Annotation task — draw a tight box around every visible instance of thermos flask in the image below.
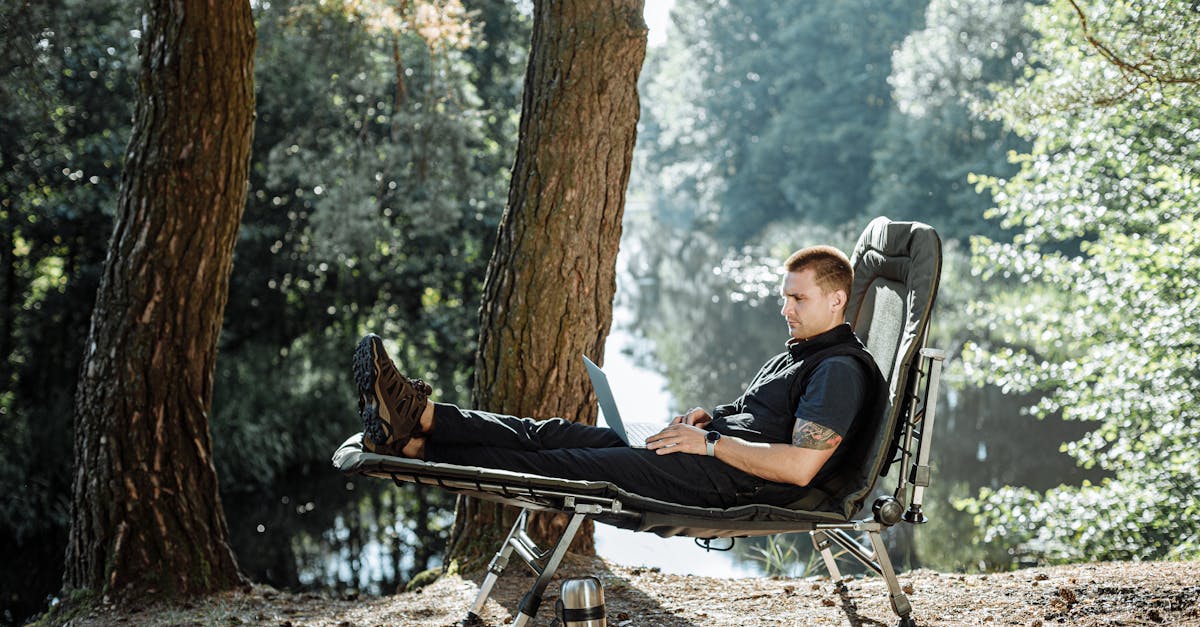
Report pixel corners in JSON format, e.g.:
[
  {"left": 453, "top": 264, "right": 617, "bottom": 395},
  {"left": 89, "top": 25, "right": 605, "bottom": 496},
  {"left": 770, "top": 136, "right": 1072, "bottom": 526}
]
[{"left": 555, "top": 576, "right": 606, "bottom": 626}]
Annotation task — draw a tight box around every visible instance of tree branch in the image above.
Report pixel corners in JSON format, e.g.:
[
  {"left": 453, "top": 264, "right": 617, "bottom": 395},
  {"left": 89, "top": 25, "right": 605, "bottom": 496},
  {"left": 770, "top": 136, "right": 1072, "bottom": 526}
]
[{"left": 1067, "top": 0, "right": 1200, "bottom": 87}]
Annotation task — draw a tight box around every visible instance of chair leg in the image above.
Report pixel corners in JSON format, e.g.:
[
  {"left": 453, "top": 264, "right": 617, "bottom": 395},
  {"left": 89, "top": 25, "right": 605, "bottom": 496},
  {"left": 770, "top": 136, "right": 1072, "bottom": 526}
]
[
  {"left": 809, "top": 531, "right": 843, "bottom": 584},
  {"left": 866, "top": 530, "right": 913, "bottom": 625},
  {"left": 819, "top": 527, "right": 916, "bottom": 625},
  {"left": 467, "top": 510, "right": 528, "bottom": 621},
  {"left": 511, "top": 511, "right": 588, "bottom": 626}
]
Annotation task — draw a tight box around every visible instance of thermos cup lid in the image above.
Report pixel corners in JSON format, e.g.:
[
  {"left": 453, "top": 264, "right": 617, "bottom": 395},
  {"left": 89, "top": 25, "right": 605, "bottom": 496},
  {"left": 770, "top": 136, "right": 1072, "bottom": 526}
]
[{"left": 557, "top": 576, "right": 606, "bottom": 626}]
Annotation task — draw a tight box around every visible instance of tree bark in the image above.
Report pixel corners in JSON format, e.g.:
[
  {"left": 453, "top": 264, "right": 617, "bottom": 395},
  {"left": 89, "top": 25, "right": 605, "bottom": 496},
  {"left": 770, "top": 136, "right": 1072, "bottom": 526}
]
[
  {"left": 448, "top": 0, "right": 646, "bottom": 568},
  {"left": 64, "top": 0, "right": 255, "bottom": 600}
]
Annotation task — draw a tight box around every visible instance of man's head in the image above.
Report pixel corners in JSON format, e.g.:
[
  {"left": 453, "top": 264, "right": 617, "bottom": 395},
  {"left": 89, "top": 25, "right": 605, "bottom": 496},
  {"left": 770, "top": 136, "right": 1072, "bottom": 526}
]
[{"left": 779, "top": 246, "right": 852, "bottom": 341}]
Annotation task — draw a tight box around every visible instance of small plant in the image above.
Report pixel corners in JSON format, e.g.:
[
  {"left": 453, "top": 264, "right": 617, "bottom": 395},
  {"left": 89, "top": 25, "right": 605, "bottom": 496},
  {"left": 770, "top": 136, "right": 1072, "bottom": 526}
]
[{"left": 746, "top": 535, "right": 827, "bottom": 578}]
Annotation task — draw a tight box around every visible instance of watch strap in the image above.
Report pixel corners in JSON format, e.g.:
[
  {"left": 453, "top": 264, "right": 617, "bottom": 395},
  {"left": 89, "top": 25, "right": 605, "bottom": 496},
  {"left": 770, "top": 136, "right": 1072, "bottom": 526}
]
[{"left": 705, "top": 432, "right": 719, "bottom": 457}]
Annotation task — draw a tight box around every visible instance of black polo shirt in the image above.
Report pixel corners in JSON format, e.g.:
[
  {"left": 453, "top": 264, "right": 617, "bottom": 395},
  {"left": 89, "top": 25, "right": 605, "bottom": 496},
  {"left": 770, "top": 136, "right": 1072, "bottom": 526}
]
[{"left": 708, "top": 323, "right": 879, "bottom": 486}]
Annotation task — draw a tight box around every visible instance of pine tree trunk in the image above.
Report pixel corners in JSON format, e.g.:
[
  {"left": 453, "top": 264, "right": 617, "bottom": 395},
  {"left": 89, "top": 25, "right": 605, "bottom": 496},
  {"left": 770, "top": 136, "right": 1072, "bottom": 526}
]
[
  {"left": 448, "top": 0, "right": 646, "bottom": 569},
  {"left": 64, "top": 0, "right": 255, "bottom": 600}
]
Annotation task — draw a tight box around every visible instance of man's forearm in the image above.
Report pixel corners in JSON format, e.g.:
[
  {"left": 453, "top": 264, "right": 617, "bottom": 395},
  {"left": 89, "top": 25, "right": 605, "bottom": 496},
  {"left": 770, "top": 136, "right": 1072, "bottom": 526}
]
[
  {"left": 646, "top": 422, "right": 838, "bottom": 487},
  {"left": 711, "top": 436, "right": 825, "bottom": 486}
]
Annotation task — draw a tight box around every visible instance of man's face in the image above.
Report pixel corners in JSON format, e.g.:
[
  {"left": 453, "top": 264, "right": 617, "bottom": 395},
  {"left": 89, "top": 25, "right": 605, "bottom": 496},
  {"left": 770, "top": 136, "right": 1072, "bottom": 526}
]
[{"left": 779, "top": 268, "right": 845, "bottom": 341}]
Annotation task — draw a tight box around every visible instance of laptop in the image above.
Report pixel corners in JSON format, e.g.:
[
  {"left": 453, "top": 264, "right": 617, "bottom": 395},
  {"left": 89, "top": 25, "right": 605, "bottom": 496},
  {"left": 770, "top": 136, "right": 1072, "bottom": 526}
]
[{"left": 582, "top": 355, "right": 665, "bottom": 448}]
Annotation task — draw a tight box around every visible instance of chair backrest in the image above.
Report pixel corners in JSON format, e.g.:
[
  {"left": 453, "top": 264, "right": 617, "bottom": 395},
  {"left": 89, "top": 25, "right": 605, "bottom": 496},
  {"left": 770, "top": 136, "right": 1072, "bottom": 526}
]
[
  {"left": 847, "top": 218, "right": 942, "bottom": 400},
  {"left": 831, "top": 217, "right": 942, "bottom": 517}
]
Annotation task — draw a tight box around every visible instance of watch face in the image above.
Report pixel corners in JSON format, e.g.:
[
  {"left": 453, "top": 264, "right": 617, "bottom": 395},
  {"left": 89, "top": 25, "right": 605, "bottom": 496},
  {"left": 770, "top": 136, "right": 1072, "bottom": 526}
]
[{"left": 706, "top": 430, "right": 720, "bottom": 443}]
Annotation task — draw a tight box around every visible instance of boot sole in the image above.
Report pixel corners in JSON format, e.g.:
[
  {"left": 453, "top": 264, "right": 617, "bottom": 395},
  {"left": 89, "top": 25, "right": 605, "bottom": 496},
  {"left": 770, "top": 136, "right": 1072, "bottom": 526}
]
[{"left": 354, "top": 334, "right": 387, "bottom": 446}]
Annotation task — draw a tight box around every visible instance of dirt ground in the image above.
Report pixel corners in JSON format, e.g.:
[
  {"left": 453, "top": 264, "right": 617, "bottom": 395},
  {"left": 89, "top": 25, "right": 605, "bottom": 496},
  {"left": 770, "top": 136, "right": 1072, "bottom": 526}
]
[{"left": 54, "top": 557, "right": 1200, "bottom": 626}]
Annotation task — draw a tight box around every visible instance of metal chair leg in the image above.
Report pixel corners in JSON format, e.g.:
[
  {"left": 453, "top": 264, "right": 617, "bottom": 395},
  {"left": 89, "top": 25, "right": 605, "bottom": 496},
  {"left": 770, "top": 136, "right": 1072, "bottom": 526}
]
[
  {"left": 463, "top": 502, "right": 599, "bottom": 626},
  {"left": 817, "top": 525, "right": 916, "bottom": 625},
  {"left": 810, "top": 530, "right": 843, "bottom": 583},
  {"left": 867, "top": 530, "right": 913, "bottom": 623},
  {"left": 468, "top": 509, "right": 528, "bottom": 621},
  {"left": 512, "top": 511, "right": 589, "bottom": 626}
]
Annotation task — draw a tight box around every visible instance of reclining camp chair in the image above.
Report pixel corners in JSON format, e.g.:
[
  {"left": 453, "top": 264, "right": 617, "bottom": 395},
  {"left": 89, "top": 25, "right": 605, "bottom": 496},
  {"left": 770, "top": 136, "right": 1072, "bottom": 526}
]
[{"left": 333, "top": 217, "right": 945, "bottom": 627}]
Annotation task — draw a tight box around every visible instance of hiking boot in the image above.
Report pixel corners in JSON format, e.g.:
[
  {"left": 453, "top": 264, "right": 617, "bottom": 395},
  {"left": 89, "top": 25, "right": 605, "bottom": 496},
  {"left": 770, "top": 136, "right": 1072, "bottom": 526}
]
[{"left": 353, "top": 333, "right": 433, "bottom": 455}]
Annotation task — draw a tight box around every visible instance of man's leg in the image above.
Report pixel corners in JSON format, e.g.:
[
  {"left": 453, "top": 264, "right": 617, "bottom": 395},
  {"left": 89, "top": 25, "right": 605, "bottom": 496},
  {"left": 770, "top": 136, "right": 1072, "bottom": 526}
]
[
  {"left": 354, "top": 333, "right": 625, "bottom": 454},
  {"left": 423, "top": 442, "right": 761, "bottom": 508},
  {"left": 424, "top": 402, "right": 625, "bottom": 450}
]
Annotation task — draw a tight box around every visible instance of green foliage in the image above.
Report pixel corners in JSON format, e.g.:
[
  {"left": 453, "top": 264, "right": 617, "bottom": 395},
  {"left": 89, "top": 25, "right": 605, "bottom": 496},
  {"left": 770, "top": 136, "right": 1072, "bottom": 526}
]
[
  {"left": 0, "top": 0, "right": 135, "bottom": 543},
  {"left": 212, "top": 0, "right": 526, "bottom": 489},
  {"left": 870, "top": 0, "right": 1030, "bottom": 240},
  {"left": 637, "top": 0, "right": 1028, "bottom": 244},
  {"left": 2, "top": 0, "right": 527, "bottom": 618},
  {"left": 911, "top": 239, "right": 1108, "bottom": 571},
  {"left": 918, "top": 481, "right": 1013, "bottom": 571},
  {"left": 962, "top": 0, "right": 1200, "bottom": 564},
  {"left": 639, "top": 0, "right": 926, "bottom": 244}
]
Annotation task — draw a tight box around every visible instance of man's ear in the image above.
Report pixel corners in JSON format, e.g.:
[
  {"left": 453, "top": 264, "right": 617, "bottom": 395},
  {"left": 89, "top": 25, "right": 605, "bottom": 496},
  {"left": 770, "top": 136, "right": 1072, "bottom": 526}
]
[{"left": 830, "top": 289, "right": 847, "bottom": 312}]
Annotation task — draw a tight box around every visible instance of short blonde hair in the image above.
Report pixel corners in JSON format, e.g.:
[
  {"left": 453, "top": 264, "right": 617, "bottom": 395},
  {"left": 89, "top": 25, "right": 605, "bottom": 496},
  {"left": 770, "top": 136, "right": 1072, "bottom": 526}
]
[{"left": 784, "top": 245, "right": 852, "bottom": 297}]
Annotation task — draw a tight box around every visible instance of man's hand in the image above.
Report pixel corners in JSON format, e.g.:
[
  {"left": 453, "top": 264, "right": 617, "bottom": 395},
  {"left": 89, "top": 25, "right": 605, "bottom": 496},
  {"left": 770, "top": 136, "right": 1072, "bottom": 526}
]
[
  {"left": 670, "top": 406, "right": 712, "bottom": 428},
  {"left": 645, "top": 423, "right": 709, "bottom": 456}
]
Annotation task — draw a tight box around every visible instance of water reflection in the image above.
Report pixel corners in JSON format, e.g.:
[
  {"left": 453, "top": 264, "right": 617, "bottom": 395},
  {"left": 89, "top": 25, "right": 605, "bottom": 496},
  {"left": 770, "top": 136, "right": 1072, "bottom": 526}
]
[{"left": 224, "top": 471, "right": 454, "bottom": 596}]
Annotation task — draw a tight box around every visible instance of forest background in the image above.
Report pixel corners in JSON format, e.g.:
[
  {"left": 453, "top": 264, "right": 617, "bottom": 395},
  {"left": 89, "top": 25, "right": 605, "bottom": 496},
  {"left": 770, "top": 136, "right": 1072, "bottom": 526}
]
[{"left": 2, "top": 0, "right": 1197, "bottom": 624}]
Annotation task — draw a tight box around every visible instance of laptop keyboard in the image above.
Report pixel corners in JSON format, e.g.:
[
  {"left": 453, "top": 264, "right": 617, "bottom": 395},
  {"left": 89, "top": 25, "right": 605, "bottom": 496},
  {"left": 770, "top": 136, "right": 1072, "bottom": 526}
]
[{"left": 624, "top": 421, "right": 663, "bottom": 447}]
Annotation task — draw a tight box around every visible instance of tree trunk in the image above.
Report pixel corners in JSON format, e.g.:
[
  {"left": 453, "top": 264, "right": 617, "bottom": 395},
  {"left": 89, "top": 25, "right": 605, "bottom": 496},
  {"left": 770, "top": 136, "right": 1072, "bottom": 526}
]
[
  {"left": 448, "top": 0, "right": 646, "bottom": 569},
  {"left": 64, "top": 0, "right": 255, "bottom": 601}
]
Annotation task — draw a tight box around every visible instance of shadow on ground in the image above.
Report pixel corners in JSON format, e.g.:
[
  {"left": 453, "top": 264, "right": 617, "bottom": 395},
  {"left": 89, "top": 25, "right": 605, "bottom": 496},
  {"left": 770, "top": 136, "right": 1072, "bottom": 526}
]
[{"left": 461, "top": 554, "right": 699, "bottom": 627}]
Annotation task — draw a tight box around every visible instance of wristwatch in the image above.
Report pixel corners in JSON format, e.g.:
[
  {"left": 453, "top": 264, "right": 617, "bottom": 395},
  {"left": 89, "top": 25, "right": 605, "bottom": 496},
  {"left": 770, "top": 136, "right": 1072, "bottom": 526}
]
[{"left": 705, "top": 430, "right": 722, "bottom": 457}]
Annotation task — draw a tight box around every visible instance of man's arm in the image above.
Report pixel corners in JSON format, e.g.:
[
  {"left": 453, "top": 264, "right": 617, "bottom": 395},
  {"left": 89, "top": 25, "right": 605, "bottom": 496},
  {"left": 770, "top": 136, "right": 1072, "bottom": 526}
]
[
  {"left": 645, "top": 418, "right": 841, "bottom": 486},
  {"left": 648, "top": 356, "right": 867, "bottom": 486}
]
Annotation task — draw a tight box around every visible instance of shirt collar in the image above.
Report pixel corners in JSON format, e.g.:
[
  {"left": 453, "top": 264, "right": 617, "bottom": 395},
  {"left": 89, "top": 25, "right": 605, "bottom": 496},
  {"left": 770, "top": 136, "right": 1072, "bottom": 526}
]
[{"left": 786, "top": 323, "right": 856, "bottom": 360}]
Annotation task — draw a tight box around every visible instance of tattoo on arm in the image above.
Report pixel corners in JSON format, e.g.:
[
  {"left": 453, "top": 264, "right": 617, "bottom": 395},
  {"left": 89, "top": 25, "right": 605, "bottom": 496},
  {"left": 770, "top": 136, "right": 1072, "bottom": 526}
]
[{"left": 792, "top": 420, "right": 843, "bottom": 451}]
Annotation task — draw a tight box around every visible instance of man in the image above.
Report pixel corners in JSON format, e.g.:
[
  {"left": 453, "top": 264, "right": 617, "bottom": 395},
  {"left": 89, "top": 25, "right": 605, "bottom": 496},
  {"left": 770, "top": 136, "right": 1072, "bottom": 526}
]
[{"left": 353, "top": 246, "right": 886, "bottom": 509}]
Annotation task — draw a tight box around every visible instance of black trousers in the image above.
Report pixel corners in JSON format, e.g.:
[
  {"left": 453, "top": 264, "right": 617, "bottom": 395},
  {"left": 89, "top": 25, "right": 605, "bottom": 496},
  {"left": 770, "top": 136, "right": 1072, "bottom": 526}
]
[{"left": 423, "top": 403, "right": 808, "bottom": 508}]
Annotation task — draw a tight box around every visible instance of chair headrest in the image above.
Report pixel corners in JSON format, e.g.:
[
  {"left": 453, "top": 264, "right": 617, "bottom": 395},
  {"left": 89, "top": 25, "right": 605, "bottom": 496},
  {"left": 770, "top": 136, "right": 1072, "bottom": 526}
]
[{"left": 846, "top": 217, "right": 942, "bottom": 391}]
